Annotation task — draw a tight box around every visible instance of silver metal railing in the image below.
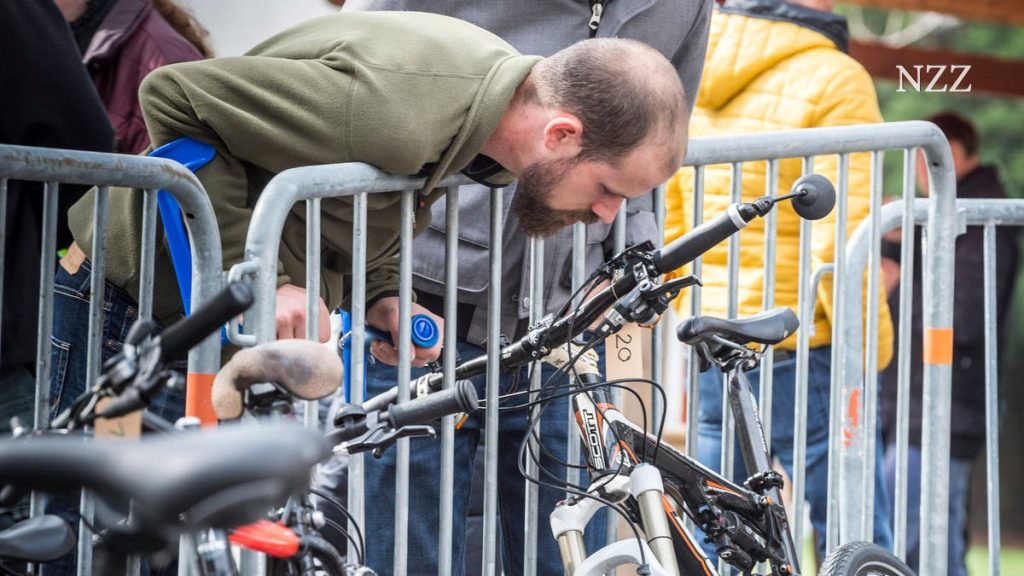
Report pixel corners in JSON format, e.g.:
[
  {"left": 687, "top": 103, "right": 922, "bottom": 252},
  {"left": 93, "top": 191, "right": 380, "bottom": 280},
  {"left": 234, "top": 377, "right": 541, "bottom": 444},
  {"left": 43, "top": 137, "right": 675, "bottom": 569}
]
[
  {"left": 846, "top": 198, "right": 1023, "bottom": 576},
  {"left": 0, "top": 144, "right": 224, "bottom": 576},
  {"left": 228, "top": 121, "right": 961, "bottom": 575}
]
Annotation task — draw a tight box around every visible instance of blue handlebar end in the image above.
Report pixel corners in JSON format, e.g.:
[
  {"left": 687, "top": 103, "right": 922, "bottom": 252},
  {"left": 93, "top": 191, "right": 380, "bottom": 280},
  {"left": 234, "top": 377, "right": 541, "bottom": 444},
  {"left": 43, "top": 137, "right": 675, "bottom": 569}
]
[{"left": 363, "top": 314, "right": 439, "bottom": 348}]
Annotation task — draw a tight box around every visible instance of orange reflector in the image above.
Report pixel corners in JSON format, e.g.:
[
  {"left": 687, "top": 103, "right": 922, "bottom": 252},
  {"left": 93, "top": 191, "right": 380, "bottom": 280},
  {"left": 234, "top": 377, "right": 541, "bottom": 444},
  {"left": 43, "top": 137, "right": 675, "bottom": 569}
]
[
  {"left": 923, "top": 328, "right": 953, "bottom": 365},
  {"left": 229, "top": 520, "right": 299, "bottom": 558},
  {"left": 186, "top": 372, "right": 217, "bottom": 427}
]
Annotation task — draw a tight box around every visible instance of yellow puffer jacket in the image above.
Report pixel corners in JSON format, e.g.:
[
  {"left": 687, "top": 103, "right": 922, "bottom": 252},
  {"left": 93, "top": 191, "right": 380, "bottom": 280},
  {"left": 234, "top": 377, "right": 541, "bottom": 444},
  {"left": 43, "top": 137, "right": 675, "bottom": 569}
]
[{"left": 665, "top": 7, "right": 893, "bottom": 369}]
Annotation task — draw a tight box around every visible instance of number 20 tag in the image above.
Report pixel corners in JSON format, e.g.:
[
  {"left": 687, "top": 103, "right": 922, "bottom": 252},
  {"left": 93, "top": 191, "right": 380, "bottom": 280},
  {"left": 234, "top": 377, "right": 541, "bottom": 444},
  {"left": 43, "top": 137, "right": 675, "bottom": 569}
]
[{"left": 605, "top": 322, "right": 649, "bottom": 382}]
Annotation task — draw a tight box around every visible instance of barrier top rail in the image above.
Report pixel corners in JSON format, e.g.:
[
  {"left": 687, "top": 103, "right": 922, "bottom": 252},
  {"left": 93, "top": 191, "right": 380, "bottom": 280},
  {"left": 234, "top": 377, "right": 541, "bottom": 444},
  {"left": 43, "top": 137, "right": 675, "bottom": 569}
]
[
  {"left": 232, "top": 163, "right": 474, "bottom": 345},
  {"left": 0, "top": 143, "right": 225, "bottom": 406},
  {"left": 681, "top": 120, "right": 948, "bottom": 166}
]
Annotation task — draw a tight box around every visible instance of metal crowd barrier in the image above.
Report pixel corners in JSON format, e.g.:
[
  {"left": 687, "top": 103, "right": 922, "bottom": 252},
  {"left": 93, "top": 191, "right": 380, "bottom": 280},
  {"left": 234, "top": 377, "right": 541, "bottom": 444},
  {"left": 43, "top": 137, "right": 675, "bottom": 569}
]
[
  {"left": 0, "top": 144, "right": 224, "bottom": 576},
  {"left": 675, "top": 121, "right": 957, "bottom": 574},
  {"left": 846, "top": 197, "right": 1023, "bottom": 575},
  {"left": 230, "top": 121, "right": 959, "bottom": 575},
  {"left": 229, "top": 161, "right": 650, "bottom": 576}
]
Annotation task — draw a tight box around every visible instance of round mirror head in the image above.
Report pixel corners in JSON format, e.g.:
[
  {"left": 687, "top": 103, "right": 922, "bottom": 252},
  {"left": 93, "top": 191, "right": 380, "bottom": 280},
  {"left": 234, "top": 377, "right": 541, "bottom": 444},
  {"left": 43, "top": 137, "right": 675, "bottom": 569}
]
[{"left": 790, "top": 174, "right": 836, "bottom": 221}]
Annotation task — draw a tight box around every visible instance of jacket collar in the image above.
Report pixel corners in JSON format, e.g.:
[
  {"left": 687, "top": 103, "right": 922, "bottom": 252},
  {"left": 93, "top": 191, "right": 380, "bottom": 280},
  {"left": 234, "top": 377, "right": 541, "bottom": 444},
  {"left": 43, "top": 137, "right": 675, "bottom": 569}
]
[
  {"left": 720, "top": 0, "right": 850, "bottom": 53},
  {"left": 82, "top": 0, "right": 151, "bottom": 66}
]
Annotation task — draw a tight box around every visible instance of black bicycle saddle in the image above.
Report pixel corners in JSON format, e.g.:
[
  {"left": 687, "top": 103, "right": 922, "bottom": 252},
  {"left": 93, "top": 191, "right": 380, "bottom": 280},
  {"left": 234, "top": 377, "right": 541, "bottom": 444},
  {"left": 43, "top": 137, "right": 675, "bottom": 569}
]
[
  {"left": 676, "top": 308, "right": 799, "bottom": 347},
  {"left": 0, "top": 424, "right": 328, "bottom": 533},
  {"left": 0, "top": 515, "right": 75, "bottom": 562}
]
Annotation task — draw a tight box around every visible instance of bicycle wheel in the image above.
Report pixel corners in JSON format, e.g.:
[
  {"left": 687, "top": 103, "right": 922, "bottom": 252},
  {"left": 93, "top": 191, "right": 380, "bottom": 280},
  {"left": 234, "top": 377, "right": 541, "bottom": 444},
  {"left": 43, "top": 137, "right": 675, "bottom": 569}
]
[{"left": 820, "top": 542, "right": 915, "bottom": 576}]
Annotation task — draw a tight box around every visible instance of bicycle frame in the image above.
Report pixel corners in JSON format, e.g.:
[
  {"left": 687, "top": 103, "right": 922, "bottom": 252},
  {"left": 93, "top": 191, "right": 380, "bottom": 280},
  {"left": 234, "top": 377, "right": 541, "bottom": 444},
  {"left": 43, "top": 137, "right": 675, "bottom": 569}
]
[{"left": 554, "top": 352, "right": 802, "bottom": 576}]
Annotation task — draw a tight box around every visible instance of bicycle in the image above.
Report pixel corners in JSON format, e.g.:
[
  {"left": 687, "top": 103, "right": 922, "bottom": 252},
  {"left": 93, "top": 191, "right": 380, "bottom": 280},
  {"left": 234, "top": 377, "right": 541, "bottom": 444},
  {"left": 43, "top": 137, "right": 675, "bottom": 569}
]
[{"left": 357, "top": 174, "right": 914, "bottom": 576}]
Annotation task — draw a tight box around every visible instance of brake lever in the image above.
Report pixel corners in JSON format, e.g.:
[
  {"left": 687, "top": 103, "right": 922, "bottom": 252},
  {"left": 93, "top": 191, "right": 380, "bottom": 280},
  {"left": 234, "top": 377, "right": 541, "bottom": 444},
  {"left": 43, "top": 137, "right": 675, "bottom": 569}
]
[{"left": 339, "top": 423, "right": 436, "bottom": 458}]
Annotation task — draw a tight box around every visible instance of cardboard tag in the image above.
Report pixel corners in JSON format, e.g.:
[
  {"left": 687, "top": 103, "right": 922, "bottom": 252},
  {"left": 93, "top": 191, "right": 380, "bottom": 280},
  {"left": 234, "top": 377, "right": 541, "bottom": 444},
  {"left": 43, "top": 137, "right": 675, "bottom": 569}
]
[
  {"left": 93, "top": 397, "right": 142, "bottom": 439},
  {"left": 605, "top": 322, "right": 650, "bottom": 382},
  {"left": 605, "top": 322, "right": 653, "bottom": 439}
]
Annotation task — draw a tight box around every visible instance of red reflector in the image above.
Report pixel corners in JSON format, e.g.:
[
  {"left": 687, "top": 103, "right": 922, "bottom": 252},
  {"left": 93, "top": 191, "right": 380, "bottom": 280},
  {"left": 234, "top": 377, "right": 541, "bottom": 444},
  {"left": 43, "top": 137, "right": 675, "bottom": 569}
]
[{"left": 229, "top": 520, "right": 300, "bottom": 558}]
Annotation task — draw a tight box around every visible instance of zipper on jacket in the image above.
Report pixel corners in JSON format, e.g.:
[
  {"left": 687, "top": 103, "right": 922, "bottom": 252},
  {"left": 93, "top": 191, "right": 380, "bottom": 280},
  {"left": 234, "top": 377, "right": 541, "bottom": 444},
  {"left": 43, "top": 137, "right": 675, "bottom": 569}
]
[{"left": 588, "top": 0, "right": 604, "bottom": 37}]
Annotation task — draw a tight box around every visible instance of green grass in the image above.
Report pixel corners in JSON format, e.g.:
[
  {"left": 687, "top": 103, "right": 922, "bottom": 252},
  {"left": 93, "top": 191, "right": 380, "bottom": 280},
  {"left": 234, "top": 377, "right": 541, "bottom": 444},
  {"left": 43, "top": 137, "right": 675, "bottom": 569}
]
[{"left": 967, "top": 545, "right": 1024, "bottom": 575}]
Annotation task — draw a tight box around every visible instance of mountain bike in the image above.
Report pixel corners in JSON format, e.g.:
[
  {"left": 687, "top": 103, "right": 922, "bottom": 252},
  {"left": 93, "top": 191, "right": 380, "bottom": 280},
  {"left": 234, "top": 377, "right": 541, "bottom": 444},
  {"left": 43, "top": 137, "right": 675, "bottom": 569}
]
[{"left": 359, "top": 174, "right": 914, "bottom": 576}]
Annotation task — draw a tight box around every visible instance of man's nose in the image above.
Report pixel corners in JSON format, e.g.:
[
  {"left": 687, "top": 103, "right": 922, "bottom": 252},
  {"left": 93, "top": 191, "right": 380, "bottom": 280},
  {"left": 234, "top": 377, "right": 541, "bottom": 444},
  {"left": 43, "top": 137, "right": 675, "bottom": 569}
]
[{"left": 591, "top": 196, "right": 623, "bottom": 224}]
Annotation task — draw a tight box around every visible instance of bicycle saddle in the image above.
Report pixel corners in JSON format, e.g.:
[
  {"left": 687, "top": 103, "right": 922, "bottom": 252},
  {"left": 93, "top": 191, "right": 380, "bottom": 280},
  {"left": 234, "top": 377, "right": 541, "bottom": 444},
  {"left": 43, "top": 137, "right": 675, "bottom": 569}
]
[
  {"left": 213, "top": 339, "right": 343, "bottom": 420},
  {"left": 0, "top": 424, "right": 327, "bottom": 533},
  {"left": 676, "top": 308, "right": 799, "bottom": 347},
  {"left": 0, "top": 515, "right": 75, "bottom": 562}
]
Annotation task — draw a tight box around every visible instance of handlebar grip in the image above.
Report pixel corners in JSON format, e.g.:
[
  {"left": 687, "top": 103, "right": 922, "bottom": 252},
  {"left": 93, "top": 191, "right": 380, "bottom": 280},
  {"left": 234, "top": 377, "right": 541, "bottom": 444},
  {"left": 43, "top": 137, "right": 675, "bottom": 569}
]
[
  {"left": 159, "top": 282, "right": 254, "bottom": 360},
  {"left": 652, "top": 207, "right": 752, "bottom": 274},
  {"left": 386, "top": 379, "right": 478, "bottom": 429},
  {"left": 364, "top": 314, "right": 440, "bottom": 348}
]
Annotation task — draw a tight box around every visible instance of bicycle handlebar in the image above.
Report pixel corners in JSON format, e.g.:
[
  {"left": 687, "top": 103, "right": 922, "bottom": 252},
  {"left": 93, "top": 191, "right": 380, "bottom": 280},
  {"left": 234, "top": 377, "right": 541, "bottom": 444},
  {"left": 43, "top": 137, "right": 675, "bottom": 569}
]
[
  {"left": 160, "top": 281, "right": 253, "bottom": 361},
  {"left": 387, "top": 379, "right": 477, "bottom": 430},
  {"left": 361, "top": 174, "right": 835, "bottom": 413}
]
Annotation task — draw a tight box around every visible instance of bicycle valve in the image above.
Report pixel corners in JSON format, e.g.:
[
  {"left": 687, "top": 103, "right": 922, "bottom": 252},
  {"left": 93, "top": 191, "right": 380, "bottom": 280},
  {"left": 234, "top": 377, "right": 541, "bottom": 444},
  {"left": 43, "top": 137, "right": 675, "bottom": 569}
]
[{"left": 630, "top": 464, "right": 682, "bottom": 576}]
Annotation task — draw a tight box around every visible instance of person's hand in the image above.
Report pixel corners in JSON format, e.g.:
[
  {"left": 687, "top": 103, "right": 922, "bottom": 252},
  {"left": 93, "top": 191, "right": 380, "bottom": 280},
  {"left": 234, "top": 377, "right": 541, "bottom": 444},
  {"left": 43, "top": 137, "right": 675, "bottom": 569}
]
[
  {"left": 366, "top": 297, "right": 444, "bottom": 367},
  {"left": 275, "top": 284, "right": 331, "bottom": 342}
]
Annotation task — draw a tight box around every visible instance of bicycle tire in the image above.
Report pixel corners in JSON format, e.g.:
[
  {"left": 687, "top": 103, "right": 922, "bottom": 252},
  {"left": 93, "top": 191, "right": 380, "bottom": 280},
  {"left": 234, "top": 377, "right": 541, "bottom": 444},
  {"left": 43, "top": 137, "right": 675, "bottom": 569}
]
[{"left": 820, "top": 542, "right": 915, "bottom": 576}]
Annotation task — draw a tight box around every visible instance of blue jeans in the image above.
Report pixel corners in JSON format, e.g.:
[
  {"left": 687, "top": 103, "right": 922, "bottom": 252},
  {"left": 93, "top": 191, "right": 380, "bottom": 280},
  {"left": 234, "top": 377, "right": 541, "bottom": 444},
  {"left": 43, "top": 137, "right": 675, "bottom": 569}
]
[
  {"left": 43, "top": 259, "right": 185, "bottom": 575},
  {"left": 883, "top": 443, "right": 971, "bottom": 576},
  {"left": 696, "top": 346, "right": 893, "bottom": 561},
  {"left": 0, "top": 365, "right": 35, "bottom": 533},
  {"left": 359, "top": 339, "right": 607, "bottom": 576}
]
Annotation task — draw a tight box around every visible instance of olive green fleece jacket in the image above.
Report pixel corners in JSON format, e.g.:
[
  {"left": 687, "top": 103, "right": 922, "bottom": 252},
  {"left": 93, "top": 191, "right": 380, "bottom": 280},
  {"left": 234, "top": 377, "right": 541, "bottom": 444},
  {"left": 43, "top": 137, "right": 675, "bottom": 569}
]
[{"left": 68, "top": 12, "right": 540, "bottom": 324}]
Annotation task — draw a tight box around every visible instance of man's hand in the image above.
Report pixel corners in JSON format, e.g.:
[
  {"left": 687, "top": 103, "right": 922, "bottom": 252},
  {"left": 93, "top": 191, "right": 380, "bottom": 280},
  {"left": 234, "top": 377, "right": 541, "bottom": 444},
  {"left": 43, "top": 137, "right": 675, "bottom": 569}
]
[
  {"left": 366, "top": 296, "right": 444, "bottom": 368},
  {"left": 275, "top": 284, "right": 331, "bottom": 342}
]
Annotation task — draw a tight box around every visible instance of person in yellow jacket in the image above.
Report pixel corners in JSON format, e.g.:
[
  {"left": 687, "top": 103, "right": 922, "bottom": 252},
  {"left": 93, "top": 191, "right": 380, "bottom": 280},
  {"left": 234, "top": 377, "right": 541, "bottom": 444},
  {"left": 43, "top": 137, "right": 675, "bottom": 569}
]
[{"left": 664, "top": 0, "right": 894, "bottom": 559}]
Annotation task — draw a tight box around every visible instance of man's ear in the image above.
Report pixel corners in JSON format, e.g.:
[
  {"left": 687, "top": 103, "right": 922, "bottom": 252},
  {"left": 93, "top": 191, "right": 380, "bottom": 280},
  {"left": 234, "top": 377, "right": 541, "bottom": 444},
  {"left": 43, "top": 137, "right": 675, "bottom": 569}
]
[{"left": 542, "top": 113, "right": 583, "bottom": 158}]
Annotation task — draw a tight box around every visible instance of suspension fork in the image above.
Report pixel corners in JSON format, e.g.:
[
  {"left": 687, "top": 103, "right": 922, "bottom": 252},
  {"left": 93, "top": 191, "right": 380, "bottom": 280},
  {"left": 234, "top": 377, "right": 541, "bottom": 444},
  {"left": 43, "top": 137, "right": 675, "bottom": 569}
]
[{"left": 727, "top": 366, "right": 802, "bottom": 574}]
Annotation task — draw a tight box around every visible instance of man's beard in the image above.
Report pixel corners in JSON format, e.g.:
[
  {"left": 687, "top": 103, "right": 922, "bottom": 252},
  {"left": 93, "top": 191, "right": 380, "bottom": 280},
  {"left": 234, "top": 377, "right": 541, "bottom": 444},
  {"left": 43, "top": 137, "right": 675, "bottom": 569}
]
[{"left": 511, "top": 157, "right": 599, "bottom": 238}]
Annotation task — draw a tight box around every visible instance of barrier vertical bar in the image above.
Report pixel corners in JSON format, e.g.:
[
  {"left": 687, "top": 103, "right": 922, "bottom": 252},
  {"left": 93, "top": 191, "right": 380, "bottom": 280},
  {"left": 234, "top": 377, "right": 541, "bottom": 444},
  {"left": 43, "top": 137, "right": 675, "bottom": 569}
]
[
  {"left": 893, "top": 149, "right": 916, "bottom": 561},
  {"left": 983, "top": 223, "right": 1001, "bottom": 576},
  {"left": 721, "top": 162, "right": 742, "bottom": 575},
  {"left": 523, "top": 235, "right": 543, "bottom": 576},
  {"left": 304, "top": 198, "right": 321, "bottom": 430},
  {"left": 393, "top": 189, "right": 415, "bottom": 575},
  {"left": 567, "top": 222, "right": 586, "bottom": 491},
  {"left": 828, "top": 154, "right": 851, "bottom": 550},
  {"left": 138, "top": 189, "right": 157, "bottom": 321},
  {"left": 482, "top": 187, "right": 504, "bottom": 576},
  {"left": 723, "top": 162, "right": 742, "bottom": 477},
  {"left": 686, "top": 167, "right": 704, "bottom": 461},
  {"left": 31, "top": 181, "right": 57, "bottom": 502},
  {"left": 602, "top": 203, "right": 627, "bottom": 553},
  {"left": 90, "top": 187, "right": 112, "bottom": 575},
  {"left": 683, "top": 167, "right": 704, "bottom": 536},
  {"left": 87, "top": 188, "right": 109, "bottom": 393},
  {"left": 792, "top": 156, "right": 814, "bottom": 552},
  {"left": 349, "top": 192, "right": 367, "bottom": 564},
  {"left": 918, "top": 134, "right": 957, "bottom": 576},
  {"left": 759, "top": 160, "right": 779, "bottom": 442},
  {"left": 861, "top": 151, "right": 883, "bottom": 541},
  {"left": 652, "top": 184, "right": 666, "bottom": 422},
  {"left": 440, "top": 188, "right": 458, "bottom": 576}
]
